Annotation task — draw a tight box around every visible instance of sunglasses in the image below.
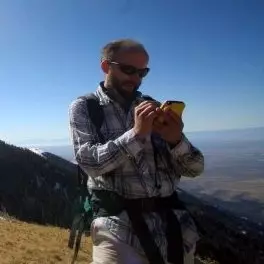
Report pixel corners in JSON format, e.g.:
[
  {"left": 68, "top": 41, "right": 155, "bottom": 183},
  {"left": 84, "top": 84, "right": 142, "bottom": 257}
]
[{"left": 108, "top": 61, "right": 150, "bottom": 78}]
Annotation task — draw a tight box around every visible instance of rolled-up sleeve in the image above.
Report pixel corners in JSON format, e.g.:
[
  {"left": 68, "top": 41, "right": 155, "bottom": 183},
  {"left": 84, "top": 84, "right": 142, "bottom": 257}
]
[{"left": 69, "top": 98, "right": 144, "bottom": 178}]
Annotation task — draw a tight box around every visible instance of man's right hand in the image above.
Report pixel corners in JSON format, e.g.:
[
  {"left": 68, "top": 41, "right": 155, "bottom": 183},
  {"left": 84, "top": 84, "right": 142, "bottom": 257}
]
[{"left": 133, "top": 101, "right": 161, "bottom": 138}]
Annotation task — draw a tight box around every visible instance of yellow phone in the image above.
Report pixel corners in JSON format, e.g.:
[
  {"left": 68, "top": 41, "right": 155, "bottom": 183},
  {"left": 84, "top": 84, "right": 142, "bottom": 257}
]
[
  {"left": 160, "top": 100, "right": 185, "bottom": 117},
  {"left": 157, "top": 100, "right": 185, "bottom": 123}
]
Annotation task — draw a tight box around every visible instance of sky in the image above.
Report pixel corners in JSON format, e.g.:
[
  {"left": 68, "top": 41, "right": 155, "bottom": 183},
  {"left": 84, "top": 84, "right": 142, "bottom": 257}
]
[{"left": 0, "top": 0, "right": 263, "bottom": 146}]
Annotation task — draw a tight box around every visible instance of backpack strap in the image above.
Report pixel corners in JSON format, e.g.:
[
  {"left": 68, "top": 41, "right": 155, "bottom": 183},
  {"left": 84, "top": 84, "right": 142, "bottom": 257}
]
[
  {"left": 78, "top": 93, "right": 104, "bottom": 141},
  {"left": 76, "top": 93, "right": 105, "bottom": 195},
  {"left": 75, "top": 93, "right": 105, "bottom": 196},
  {"left": 141, "top": 94, "right": 155, "bottom": 101},
  {"left": 141, "top": 94, "right": 161, "bottom": 106},
  {"left": 69, "top": 93, "right": 105, "bottom": 263}
]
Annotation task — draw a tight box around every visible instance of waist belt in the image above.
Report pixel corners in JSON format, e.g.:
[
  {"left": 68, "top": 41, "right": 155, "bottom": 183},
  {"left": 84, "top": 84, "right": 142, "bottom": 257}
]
[{"left": 91, "top": 190, "right": 186, "bottom": 264}]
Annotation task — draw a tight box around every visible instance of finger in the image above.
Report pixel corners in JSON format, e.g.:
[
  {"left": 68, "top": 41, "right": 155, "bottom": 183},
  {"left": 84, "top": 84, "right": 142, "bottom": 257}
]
[
  {"left": 155, "top": 107, "right": 163, "bottom": 115},
  {"left": 137, "top": 100, "right": 150, "bottom": 107},
  {"left": 138, "top": 104, "right": 157, "bottom": 117},
  {"left": 153, "top": 119, "right": 164, "bottom": 130},
  {"left": 142, "top": 101, "right": 160, "bottom": 109},
  {"left": 153, "top": 123, "right": 166, "bottom": 135},
  {"left": 153, "top": 123, "right": 163, "bottom": 133},
  {"left": 139, "top": 105, "right": 157, "bottom": 118},
  {"left": 166, "top": 110, "right": 184, "bottom": 130},
  {"left": 146, "top": 110, "right": 158, "bottom": 121},
  {"left": 166, "top": 109, "right": 182, "bottom": 123},
  {"left": 162, "top": 111, "right": 173, "bottom": 124},
  {"left": 135, "top": 101, "right": 151, "bottom": 114},
  {"left": 162, "top": 111, "right": 180, "bottom": 126},
  {"left": 135, "top": 104, "right": 151, "bottom": 117},
  {"left": 136, "top": 102, "right": 155, "bottom": 115},
  {"left": 137, "top": 100, "right": 158, "bottom": 110}
]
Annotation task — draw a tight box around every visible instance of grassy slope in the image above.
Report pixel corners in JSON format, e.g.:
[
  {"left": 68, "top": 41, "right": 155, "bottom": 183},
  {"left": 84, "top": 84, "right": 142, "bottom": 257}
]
[
  {"left": 0, "top": 217, "right": 217, "bottom": 264},
  {"left": 0, "top": 217, "right": 91, "bottom": 264}
]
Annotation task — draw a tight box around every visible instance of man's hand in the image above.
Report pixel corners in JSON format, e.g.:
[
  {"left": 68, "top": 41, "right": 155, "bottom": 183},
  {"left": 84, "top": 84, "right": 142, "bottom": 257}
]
[
  {"left": 133, "top": 101, "right": 160, "bottom": 138},
  {"left": 153, "top": 108, "right": 184, "bottom": 145}
]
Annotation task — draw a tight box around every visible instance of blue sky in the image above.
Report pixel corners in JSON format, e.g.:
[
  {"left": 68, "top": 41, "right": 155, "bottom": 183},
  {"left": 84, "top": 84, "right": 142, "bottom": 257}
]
[{"left": 0, "top": 0, "right": 263, "bottom": 145}]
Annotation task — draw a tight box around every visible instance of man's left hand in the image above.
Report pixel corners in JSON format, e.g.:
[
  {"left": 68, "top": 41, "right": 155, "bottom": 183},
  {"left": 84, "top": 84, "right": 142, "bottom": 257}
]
[{"left": 153, "top": 108, "right": 184, "bottom": 145}]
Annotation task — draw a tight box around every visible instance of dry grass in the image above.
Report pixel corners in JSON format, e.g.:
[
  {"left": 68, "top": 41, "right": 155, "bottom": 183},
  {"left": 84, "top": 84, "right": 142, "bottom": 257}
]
[
  {"left": 0, "top": 216, "right": 217, "bottom": 264},
  {"left": 0, "top": 217, "right": 92, "bottom": 264}
]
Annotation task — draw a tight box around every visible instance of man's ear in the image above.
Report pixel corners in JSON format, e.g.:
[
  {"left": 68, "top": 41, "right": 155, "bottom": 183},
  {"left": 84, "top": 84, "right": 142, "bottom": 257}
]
[{"left": 101, "top": 60, "right": 109, "bottom": 74}]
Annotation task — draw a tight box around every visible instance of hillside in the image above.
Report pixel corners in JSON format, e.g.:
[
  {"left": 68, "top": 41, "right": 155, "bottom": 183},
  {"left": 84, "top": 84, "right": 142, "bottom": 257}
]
[
  {"left": 0, "top": 140, "right": 78, "bottom": 228},
  {"left": 0, "top": 215, "right": 218, "bottom": 264},
  {"left": 0, "top": 215, "right": 92, "bottom": 264},
  {"left": 178, "top": 189, "right": 264, "bottom": 264},
  {"left": 0, "top": 139, "right": 263, "bottom": 263}
]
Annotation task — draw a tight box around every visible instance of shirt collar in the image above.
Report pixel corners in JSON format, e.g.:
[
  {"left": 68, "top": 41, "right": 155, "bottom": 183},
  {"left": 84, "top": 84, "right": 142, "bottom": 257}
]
[{"left": 96, "top": 81, "right": 145, "bottom": 106}]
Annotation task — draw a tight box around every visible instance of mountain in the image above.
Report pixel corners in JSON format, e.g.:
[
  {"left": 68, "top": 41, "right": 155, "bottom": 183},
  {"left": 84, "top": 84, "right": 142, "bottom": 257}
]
[
  {"left": 28, "top": 147, "right": 47, "bottom": 158},
  {"left": 0, "top": 140, "right": 78, "bottom": 227},
  {"left": 178, "top": 188, "right": 264, "bottom": 264},
  {"left": 30, "top": 126, "right": 264, "bottom": 159},
  {"left": 34, "top": 127, "right": 264, "bottom": 223},
  {"left": 28, "top": 147, "right": 77, "bottom": 175},
  {"left": 179, "top": 136, "right": 264, "bottom": 224},
  {"left": 1, "top": 136, "right": 263, "bottom": 263},
  {"left": 185, "top": 127, "right": 264, "bottom": 142},
  {"left": 36, "top": 145, "right": 74, "bottom": 161}
]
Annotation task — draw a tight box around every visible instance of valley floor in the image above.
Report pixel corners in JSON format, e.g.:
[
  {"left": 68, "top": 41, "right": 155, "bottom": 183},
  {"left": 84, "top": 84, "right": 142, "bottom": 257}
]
[{"left": 0, "top": 216, "right": 216, "bottom": 264}]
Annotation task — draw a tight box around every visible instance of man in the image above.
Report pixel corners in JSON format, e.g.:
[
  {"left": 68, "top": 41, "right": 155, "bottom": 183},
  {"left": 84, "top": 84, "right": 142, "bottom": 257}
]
[{"left": 69, "top": 39, "right": 204, "bottom": 264}]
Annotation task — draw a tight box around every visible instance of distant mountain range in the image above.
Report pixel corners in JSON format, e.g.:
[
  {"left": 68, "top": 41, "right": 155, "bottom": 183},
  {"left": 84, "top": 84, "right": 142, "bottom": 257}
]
[
  {"left": 19, "top": 126, "right": 264, "bottom": 160},
  {"left": 185, "top": 127, "right": 264, "bottom": 142},
  {"left": 21, "top": 127, "right": 264, "bottom": 223},
  {"left": 0, "top": 138, "right": 263, "bottom": 263}
]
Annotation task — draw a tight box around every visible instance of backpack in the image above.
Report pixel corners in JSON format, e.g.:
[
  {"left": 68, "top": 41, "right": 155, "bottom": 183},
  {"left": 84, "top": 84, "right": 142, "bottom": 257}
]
[
  {"left": 68, "top": 93, "right": 153, "bottom": 263},
  {"left": 68, "top": 93, "right": 103, "bottom": 263}
]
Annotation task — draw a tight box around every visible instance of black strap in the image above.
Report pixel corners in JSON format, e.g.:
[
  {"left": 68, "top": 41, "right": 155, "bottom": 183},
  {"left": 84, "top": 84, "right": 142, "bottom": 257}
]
[
  {"left": 141, "top": 94, "right": 155, "bottom": 101},
  {"left": 75, "top": 93, "right": 104, "bottom": 196},
  {"left": 126, "top": 206, "right": 166, "bottom": 264},
  {"left": 79, "top": 93, "right": 104, "bottom": 141},
  {"left": 69, "top": 94, "right": 105, "bottom": 262},
  {"left": 125, "top": 192, "right": 185, "bottom": 264},
  {"left": 77, "top": 166, "right": 88, "bottom": 198},
  {"left": 76, "top": 93, "right": 105, "bottom": 195},
  {"left": 80, "top": 92, "right": 153, "bottom": 139},
  {"left": 164, "top": 210, "right": 184, "bottom": 263}
]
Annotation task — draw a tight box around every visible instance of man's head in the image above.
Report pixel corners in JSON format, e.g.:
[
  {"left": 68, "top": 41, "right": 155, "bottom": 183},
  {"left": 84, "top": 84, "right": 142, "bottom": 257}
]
[{"left": 100, "top": 39, "right": 150, "bottom": 99}]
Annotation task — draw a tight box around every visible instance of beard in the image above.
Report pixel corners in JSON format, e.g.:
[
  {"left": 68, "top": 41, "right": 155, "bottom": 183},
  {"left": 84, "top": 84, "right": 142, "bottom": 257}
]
[{"left": 107, "top": 75, "right": 141, "bottom": 100}]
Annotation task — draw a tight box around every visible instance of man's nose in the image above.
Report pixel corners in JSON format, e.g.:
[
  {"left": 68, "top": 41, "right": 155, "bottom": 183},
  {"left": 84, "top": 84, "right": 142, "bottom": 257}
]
[{"left": 129, "top": 73, "right": 141, "bottom": 82}]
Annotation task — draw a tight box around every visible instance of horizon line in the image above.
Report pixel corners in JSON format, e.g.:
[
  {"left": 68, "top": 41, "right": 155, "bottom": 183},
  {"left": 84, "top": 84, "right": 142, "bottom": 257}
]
[{"left": 2, "top": 125, "right": 264, "bottom": 147}]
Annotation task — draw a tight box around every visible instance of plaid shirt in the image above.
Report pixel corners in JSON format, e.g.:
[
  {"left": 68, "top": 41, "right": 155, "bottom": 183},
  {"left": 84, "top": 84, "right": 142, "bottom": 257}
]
[{"left": 69, "top": 84, "right": 204, "bottom": 260}]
